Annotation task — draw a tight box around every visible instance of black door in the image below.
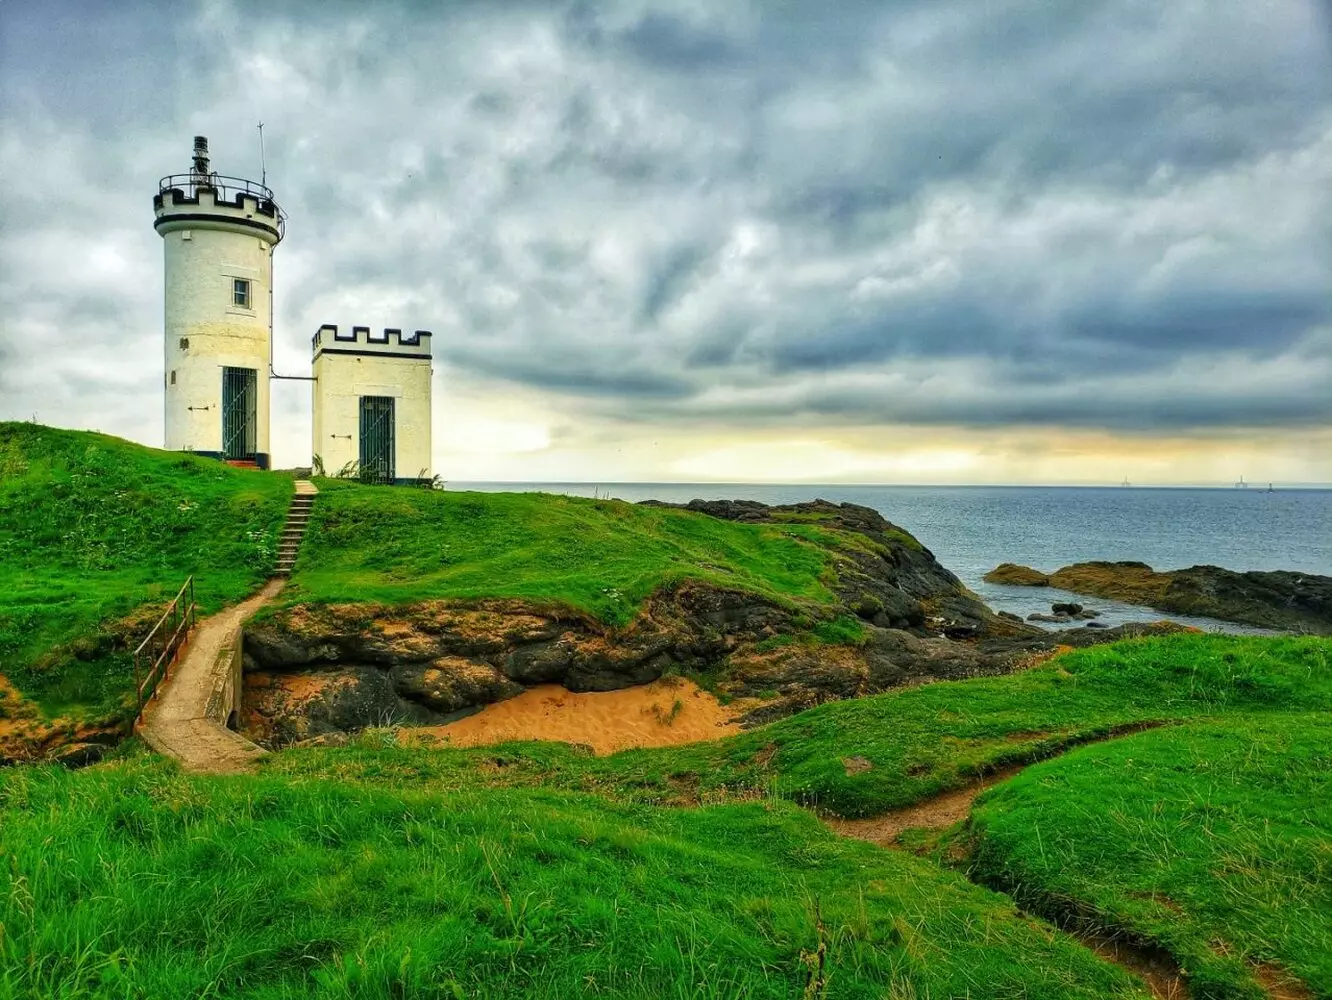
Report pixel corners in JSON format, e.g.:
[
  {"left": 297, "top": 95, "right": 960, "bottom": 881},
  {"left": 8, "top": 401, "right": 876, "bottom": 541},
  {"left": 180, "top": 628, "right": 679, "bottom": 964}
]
[
  {"left": 359, "top": 396, "right": 395, "bottom": 483},
  {"left": 221, "top": 367, "right": 258, "bottom": 459}
]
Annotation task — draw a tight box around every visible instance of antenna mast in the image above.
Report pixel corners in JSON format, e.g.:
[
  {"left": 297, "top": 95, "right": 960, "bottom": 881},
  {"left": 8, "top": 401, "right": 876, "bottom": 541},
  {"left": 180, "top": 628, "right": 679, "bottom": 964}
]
[{"left": 257, "top": 122, "right": 267, "bottom": 187}]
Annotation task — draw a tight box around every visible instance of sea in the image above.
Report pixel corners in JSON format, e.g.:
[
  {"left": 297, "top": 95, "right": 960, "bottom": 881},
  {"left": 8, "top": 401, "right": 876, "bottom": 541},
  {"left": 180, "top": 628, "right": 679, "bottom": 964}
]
[{"left": 451, "top": 483, "right": 1332, "bottom": 635}]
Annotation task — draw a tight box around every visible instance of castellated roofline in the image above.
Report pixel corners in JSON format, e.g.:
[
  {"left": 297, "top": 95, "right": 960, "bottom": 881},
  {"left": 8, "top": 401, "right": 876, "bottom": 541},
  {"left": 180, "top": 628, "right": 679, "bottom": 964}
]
[
  {"left": 153, "top": 183, "right": 285, "bottom": 243},
  {"left": 311, "top": 324, "right": 434, "bottom": 361},
  {"left": 153, "top": 185, "right": 281, "bottom": 219}
]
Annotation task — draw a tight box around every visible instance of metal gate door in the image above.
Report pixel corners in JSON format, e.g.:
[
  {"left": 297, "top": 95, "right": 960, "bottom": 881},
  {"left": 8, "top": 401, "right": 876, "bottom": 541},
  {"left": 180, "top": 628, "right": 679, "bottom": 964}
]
[
  {"left": 359, "top": 396, "right": 395, "bottom": 483},
  {"left": 221, "top": 367, "right": 258, "bottom": 459}
]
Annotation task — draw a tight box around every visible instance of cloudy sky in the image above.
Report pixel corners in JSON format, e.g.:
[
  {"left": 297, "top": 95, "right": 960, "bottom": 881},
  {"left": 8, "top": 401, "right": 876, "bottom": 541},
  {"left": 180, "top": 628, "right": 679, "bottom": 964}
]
[{"left": 2, "top": 0, "right": 1330, "bottom": 484}]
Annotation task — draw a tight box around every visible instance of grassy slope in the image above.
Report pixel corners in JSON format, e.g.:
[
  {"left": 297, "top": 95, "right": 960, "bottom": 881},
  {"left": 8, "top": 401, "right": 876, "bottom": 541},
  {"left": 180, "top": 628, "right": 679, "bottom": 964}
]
[
  {"left": 266, "top": 634, "right": 1332, "bottom": 817},
  {"left": 0, "top": 761, "right": 1147, "bottom": 1000},
  {"left": 0, "top": 423, "right": 291, "bottom": 719},
  {"left": 285, "top": 479, "right": 843, "bottom": 624},
  {"left": 969, "top": 714, "right": 1332, "bottom": 999},
  {"left": 0, "top": 636, "right": 1328, "bottom": 997},
  {"left": 255, "top": 634, "right": 1331, "bottom": 999}
]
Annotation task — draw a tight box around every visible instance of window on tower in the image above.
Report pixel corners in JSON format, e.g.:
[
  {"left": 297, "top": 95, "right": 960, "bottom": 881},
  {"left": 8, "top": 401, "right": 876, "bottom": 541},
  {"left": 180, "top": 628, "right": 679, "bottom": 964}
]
[{"left": 233, "top": 278, "right": 252, "bottom": 309}]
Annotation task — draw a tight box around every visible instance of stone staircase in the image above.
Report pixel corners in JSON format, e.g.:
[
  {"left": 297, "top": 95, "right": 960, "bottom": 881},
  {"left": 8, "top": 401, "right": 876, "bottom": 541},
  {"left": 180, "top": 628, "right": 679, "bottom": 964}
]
[{"left": 275, "top": 480, "right": 318, "bottom": 577}]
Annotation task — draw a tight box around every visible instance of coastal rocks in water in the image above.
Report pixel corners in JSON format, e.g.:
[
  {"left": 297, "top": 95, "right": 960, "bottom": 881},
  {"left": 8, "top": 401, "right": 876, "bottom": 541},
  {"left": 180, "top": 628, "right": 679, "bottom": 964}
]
[
  {"left": 986, "top": 560, "right": 1332, "bottom": 635},
  {"left": 1051, "top": 602, "right": 1083, "bottom": 616},
  {"left": 1027, "top": 613, "right": 1068, "bottom": 624},
  {"left": 984, "top": 563, "right": 1053, "bottom": 586}
]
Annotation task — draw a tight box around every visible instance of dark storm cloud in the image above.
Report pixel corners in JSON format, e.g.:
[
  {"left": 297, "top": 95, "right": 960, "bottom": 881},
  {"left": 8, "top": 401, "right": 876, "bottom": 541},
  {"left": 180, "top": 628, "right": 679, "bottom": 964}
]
[{"left": 1, "top": 0, "right": 1330, "bottom": 448}]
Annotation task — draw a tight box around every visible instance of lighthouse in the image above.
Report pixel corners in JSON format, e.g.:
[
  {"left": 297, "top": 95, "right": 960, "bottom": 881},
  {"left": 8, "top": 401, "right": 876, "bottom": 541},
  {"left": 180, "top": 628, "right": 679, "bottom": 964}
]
[{"left": 153, "top": 136, "right": 284, "bottom": 467}]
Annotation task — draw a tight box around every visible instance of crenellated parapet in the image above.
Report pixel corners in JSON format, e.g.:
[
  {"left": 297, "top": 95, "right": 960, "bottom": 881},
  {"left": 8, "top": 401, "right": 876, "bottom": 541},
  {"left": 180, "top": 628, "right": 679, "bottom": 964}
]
[
  {"left": 154, "top": 179, "right": 285, "bottom": 243},
  {"left": 311, "top": 325, "right": 433, "bottom": 361}
]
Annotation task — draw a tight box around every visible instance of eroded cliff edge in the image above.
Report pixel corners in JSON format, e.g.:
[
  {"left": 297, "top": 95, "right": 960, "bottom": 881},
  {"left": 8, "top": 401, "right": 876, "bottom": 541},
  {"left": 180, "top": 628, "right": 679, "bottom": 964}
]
[{"left": 243, "top": 500, "right": 1183, "bottom": 746}]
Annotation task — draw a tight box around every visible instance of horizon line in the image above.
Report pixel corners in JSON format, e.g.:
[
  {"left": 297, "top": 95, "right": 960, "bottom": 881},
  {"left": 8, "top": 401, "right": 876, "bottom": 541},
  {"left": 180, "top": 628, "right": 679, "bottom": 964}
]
[{"left": 447, "top": 480, "right": 1332, "bottom": 490}]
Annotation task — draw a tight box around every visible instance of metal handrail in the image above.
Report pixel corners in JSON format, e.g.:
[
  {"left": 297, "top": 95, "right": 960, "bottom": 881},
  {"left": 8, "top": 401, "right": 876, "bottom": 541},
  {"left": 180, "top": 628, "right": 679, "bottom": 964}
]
[
  {"left": 132, "top": 576, "right": 197, "bottom": 724},
  {"left": 158, "top": 172, "right": 277, "bottom": 202}
]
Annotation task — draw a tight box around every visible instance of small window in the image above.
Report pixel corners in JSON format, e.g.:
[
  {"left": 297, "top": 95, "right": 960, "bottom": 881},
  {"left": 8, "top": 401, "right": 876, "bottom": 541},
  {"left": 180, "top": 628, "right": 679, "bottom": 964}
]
[
  {"left": 170, "top": 370, "right": 176, "bottom": 385},
  {"left": 233, "top": 278, "right": 251, "bottom": 308}
]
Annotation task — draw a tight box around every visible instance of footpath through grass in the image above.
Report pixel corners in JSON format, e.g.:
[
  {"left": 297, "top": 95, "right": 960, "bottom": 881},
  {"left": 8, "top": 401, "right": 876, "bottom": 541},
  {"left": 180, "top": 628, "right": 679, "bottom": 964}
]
[
  {"left": 2, "top": 634, "right": 1329, "bottom": 998},
  {"left": 0, "top": 757, "right": 1149, "bottom": 1000},
  {"left": 265, "top": 634, "right": 1332, "bottom": 818},
  {"left": 257, "top": 634, "right": 1332, "bottom": 998},
  {"left": 284, "top": 480, "right": 841, "bottom": 624},
  {"left": 0, "top": 423, "right": 291, "bottom": 720},
  {"left": 969, "top": 713, "right": 1332, "bottom": 999}
]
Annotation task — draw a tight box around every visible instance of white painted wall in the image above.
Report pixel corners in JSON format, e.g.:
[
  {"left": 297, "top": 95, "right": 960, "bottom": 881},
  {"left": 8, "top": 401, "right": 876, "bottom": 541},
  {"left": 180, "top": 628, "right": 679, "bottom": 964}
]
[
  {"left": 312, "top": 327, "right": 433, "bottom": 479},
  {"left": 156, "top": 190, "right": 279, "bottom": 459}
]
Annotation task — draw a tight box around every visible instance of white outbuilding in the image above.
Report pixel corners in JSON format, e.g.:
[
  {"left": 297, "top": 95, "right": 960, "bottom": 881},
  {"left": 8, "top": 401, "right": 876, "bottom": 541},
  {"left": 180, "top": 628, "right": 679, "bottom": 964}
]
[{"left": 311, "top": 325, "right": 433, "bottom": 483}]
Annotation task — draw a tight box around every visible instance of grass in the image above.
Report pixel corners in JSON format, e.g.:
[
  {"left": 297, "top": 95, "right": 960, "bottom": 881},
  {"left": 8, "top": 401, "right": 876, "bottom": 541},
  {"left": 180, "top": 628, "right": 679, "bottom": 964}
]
[
  {"left": 0, "top": 634, "right": 1328, "bottom": 997},
  {"left": 0, "top": 757, "right": 1150, "bottom": 1000},
  {"left": 260, "top": 634, "right": 1332, "bottom": 818},
  {"left": 0, "top": 423, "right": 291, "bottom": 720},
  {"left": 4, "top": 424, "right": 1330, "bottom": 996},
  {"left": 968, "top": 714, "right": 1332, "bottom": 998},
  {"left": 248, "top": 633, "right": 1331, "bottom": 997},
  {"left": 284, "top": 479, "right": 848, "bottom": 625}
]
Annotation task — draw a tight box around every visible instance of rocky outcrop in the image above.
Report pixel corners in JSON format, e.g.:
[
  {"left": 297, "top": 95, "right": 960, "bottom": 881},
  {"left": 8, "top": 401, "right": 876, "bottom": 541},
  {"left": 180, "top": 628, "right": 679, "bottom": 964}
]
[
  {"left": 984, "top": 560, "right": 1332, "bottom": 635},
  {"left": 242, "top": 500, "right": 1197, "bottom": 745},
  {"left": 983, "top": 563, "right": 1051, "bottom": 587},
  {"left": 644, "top": 499, "right": 1017, "bottom": 634}
]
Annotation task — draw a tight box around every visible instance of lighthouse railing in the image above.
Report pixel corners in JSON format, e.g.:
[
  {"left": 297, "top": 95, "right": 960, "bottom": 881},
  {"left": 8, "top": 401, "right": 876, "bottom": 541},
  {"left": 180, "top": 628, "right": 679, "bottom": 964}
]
[{"left": 158, "top": 172, "right": 277, "bottom": 203}]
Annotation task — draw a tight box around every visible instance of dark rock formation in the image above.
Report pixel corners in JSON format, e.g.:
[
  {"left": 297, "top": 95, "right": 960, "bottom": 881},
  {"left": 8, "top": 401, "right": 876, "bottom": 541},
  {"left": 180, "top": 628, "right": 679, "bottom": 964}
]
[
  {"left": 985, "top": 560, "right": 1332, "bottom": 635},
  {"left": 641, "top": 498, "right": 1018, "bottom": 633},
  {"left": 241, "top": 500, "right": 1196, "bottom": 744}
]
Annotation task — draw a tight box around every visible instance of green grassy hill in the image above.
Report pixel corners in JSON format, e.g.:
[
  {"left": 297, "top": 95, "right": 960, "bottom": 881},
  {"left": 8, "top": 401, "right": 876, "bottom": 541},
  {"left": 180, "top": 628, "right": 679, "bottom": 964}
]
[
  {"left": 1, "top": 634, "right": 1328, "bottom": 997},
  {"left": 969, "top": 712, "right": 1332, "bottom": 997},
  {"left": 5, "top": 424, "right": 1332, "bottom": 998},
  {"left": 0, "top": 426, "right": 864, "bottom": 725},
  {"left": 285, "top": 479, "right": 843, "bottom": 624},
  {"left": 0, "top": 423, "right": 291, "bottom": 722},
  {"left": 0, "top": 761, "right": 1145, "bottom": 1000}
]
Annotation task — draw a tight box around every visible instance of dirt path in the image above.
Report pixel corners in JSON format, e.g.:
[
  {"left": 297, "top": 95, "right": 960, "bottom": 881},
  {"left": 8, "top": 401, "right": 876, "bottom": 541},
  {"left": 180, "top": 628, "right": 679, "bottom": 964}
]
[
  {"left": 138, "top": 579, "right": 284, "bottom": 773},
  {"left": 827, "top": 768, "right": 1022, "bottom": 845},
  {"left": 826, "top": 728, "right": 1196, "bottom": 1000}
]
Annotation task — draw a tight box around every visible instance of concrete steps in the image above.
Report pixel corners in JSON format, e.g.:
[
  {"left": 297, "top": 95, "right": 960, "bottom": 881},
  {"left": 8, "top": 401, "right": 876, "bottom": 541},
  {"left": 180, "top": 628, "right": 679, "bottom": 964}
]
[{"left": 274, "top": 480, "right": 318, "bottom": 577}]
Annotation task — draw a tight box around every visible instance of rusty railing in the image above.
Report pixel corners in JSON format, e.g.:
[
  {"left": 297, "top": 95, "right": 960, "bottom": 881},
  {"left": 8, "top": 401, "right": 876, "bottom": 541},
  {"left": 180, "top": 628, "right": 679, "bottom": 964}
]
[{"left": 132, "top": 576, "right": 197, "bottom": 723}]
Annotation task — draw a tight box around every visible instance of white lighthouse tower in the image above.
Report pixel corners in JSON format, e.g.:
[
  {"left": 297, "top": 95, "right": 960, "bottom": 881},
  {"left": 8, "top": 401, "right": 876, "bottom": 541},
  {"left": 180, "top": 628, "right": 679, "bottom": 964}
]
[{"left": 153, "top": 136, "right": 284, "bottom": 467}]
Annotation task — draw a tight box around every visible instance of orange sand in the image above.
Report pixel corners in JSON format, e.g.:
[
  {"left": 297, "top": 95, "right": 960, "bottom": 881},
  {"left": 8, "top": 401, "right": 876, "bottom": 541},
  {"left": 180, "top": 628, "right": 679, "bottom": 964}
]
[{"left": 406, "top": 678, "right": 741, "bottom": 755}]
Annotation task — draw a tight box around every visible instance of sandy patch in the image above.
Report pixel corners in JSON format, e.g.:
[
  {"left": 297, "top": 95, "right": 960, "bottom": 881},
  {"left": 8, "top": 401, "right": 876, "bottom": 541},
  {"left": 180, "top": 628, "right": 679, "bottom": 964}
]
[{"left": 405, "top": 678, "right": 740, "bottom": 755}]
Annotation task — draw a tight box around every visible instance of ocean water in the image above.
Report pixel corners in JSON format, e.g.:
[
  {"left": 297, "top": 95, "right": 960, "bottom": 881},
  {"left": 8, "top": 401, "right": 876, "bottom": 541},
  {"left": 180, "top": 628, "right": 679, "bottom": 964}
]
[{"left": 452, "top": 483, "right": 1332, "bottom": 634}]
